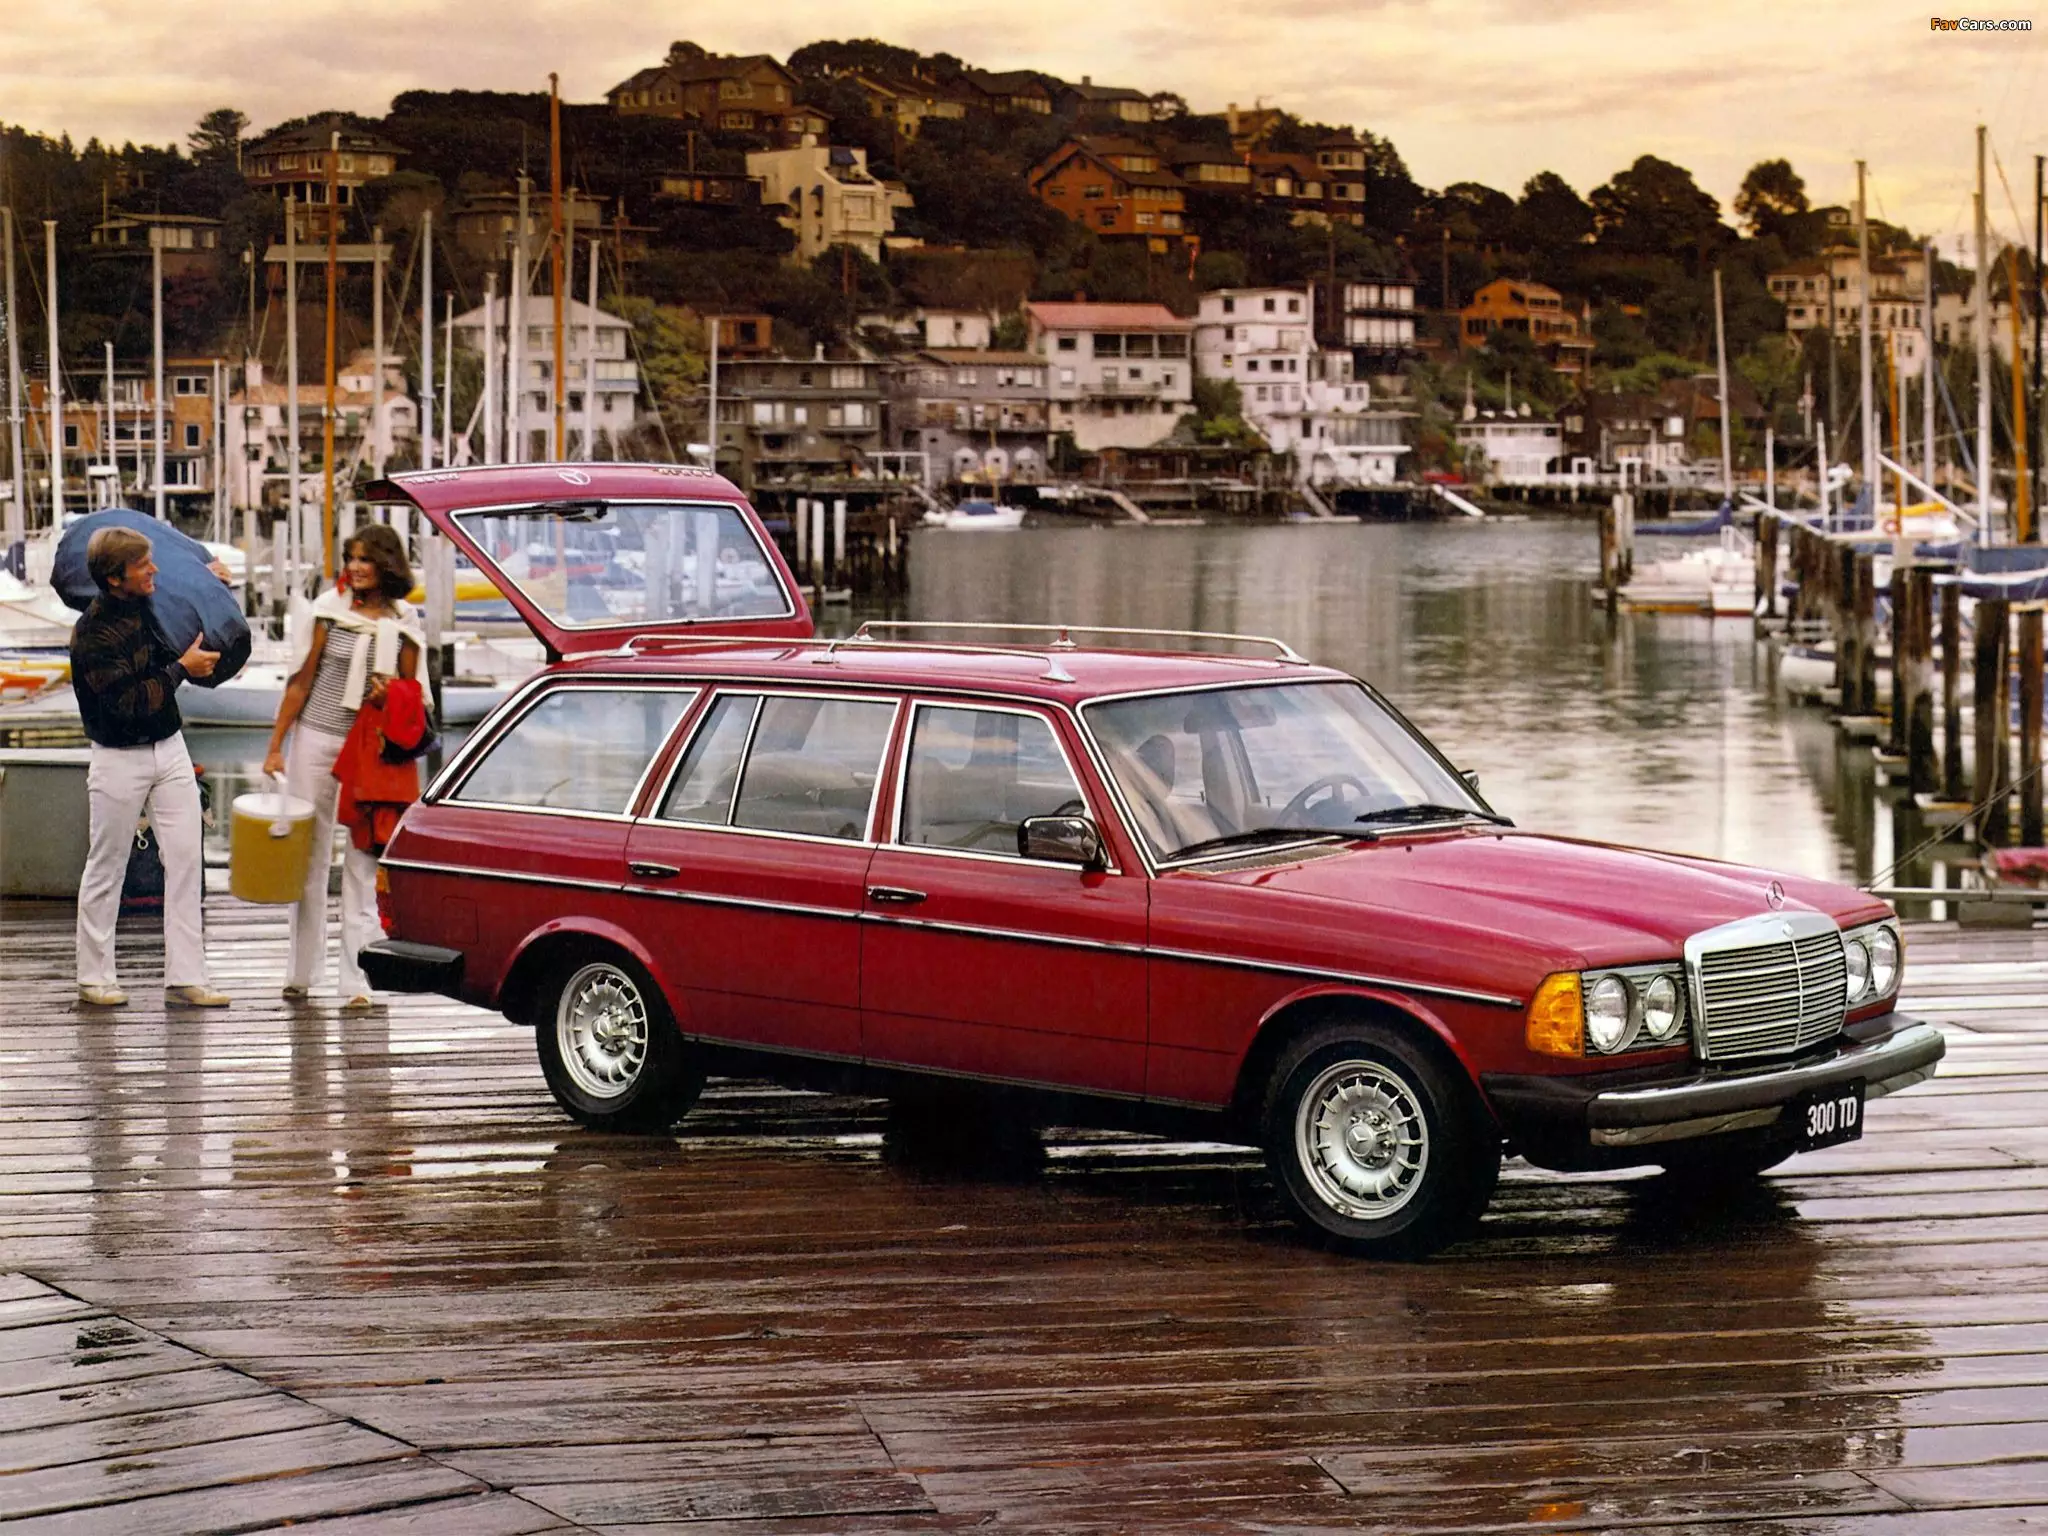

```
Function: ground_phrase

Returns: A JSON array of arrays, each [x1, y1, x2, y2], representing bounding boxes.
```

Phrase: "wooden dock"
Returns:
[[5, 895, 2048, 1532]]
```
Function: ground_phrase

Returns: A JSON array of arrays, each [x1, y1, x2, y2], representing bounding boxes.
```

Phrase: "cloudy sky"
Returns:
[[7, 0, 2043, 249]]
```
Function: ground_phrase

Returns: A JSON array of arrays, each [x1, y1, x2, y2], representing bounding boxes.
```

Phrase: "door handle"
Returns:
[[629, 861, 682, 880], [866, 885, 928, 906]]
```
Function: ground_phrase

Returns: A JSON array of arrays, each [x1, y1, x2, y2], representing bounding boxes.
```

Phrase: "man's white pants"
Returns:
[[284, 725, 376, 999], [77, 734, 209, 989]]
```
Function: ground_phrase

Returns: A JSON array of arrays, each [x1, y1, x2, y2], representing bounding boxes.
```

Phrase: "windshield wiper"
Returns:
[[1168, 826, 1348, 862], [1352, 803, 1512, 830]]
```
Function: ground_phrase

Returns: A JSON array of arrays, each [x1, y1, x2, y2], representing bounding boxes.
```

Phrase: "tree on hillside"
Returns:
[[1734, 159, 1808, 241], [1434, 182, 1516, 249], [1590, 155, 1727, 263], [1356, 129, 1422, 238], [1512, 171, 1593, 258], [188, 108, 247, 166]]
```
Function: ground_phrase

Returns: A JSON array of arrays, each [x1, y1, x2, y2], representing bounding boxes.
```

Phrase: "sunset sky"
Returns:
[[8, 0, 2043, 253]]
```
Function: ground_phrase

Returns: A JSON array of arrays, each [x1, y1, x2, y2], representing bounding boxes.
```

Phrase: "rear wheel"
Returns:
[[1262, 1021, 1499, 1259], [535, 953, 704, 1132]]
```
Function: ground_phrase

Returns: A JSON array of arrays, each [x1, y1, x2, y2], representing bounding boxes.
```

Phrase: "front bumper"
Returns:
[[359, 939, 465, 998], [1481, 1012, 1944, 1165]]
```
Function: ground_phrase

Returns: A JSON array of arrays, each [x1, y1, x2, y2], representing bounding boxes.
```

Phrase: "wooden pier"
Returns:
[[5, 894, 2048, 1531]]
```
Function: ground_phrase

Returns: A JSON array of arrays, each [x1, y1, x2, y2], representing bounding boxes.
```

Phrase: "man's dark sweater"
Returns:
[[71, 594, 187, 747]]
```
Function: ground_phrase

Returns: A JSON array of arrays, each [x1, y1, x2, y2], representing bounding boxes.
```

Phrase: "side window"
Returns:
[[660, 693, 759, 824], [733, 697, 895, 840], [456, 688, 694, 813], [660, 693, 895, 841], [900, 706, 1084, 856]]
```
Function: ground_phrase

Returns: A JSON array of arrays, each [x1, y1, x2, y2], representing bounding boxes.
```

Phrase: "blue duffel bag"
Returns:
[[53, 510, 252, 686]]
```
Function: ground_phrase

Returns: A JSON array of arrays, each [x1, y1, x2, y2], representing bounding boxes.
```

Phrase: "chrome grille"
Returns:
[[1685, 912, 1847, 1061]]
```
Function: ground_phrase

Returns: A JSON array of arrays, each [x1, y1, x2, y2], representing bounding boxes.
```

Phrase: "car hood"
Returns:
[[1181, 828, 1883, 971]]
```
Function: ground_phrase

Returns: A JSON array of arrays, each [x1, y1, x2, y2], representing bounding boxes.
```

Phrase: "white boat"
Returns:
[[179, 630, 543, 728], [0, 572, 78, 650], [923, 500, 1026, 531], [1619, 525, 1756, 617]]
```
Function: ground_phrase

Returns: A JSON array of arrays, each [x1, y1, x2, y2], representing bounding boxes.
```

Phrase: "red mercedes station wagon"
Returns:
[[360, 464, 1944, 1258]]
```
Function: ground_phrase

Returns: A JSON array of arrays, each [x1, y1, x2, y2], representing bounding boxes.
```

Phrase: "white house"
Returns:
[[747, 145, 914, 263], [226, 353, 417, 514], [1193, 288, 1407, 484], [452, 297, 641, 464], [1453, 413, 1564, 486], [1025, 300, 1193, 452]]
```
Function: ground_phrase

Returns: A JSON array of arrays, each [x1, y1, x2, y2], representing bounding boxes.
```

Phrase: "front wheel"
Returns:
[[1261, 1022, 1499, 1259], [535, 953, 704, 1133]]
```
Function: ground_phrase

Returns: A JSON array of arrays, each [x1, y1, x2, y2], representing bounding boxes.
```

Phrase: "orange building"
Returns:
[[1458, 278, 1594, 375], [1026, 137, 1197, 258]]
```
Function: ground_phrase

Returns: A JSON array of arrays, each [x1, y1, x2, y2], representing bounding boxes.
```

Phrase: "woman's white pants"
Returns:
[[284, 726, 377, 999]]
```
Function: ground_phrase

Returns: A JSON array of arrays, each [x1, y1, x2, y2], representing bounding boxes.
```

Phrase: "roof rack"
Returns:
[[610, 622, 1311, 683], [845, 621, 1308, 664]]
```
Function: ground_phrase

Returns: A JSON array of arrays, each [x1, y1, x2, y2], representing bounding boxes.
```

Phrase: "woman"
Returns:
[[263, 524, 422, 1010]]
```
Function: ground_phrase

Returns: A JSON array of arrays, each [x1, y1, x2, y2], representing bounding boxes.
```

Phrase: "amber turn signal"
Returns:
[[1526, 972, 1585, 1057]]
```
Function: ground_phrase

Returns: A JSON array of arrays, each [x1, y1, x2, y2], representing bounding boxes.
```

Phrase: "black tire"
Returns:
[[533, 951, 704, 1133], [1261, 1021, 1500, 1260]]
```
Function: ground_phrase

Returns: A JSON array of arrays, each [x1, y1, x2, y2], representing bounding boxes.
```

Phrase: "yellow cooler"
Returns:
[[230, 786, 317, 904]]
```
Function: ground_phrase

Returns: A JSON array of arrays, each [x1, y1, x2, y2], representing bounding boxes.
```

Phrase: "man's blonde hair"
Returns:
[[86, 527, 154, 592]]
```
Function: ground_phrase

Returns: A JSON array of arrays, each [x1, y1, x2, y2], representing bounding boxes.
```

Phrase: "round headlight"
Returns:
[[1586, 974, 1632, 1053], [1641, 973, 1682, 1042], [1869, 927, 1899, 995], [1844, 937, 1871, 1001]]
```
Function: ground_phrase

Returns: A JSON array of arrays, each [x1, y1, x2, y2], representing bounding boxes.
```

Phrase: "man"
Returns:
[[71, 525, 229, 1008]]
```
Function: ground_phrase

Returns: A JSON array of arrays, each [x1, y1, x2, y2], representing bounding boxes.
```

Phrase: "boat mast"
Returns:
[[2009, 247, 2031, 541], [101, 341, 113, 502], [482, 270, 499, 464], [1976, 125, 1992, 545], [549, 73, 567, 463], [286, 194, 300, 589], [1713, 267, 1733, 502], [2, 206, 23, 556], [152, 226, 165, 519], [321, 128, 339, 581], [1925, 240, 1938, 497], [1857, 160, 1875, 510], [45, 219, 60, 526], [441, 292, 453, 466], [371, 224, 385, 482], [420, 210, 434, 471], [509, 173, 527, 463], [584, 235, 598, 460]]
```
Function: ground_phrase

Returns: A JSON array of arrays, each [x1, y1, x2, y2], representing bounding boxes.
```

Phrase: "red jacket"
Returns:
[[333, 698, 420, 853]]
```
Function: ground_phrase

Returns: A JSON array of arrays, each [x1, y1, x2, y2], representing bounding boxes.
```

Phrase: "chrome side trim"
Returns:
[[626, 884, 862, 924], [1146, 944, 1522, 1009], [860, 910, 1146, 956], [378, 856, 623, 895]]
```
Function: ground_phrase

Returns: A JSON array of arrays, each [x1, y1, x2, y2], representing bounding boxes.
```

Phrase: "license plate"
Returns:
[[1790, 1081, 1866, 1152]]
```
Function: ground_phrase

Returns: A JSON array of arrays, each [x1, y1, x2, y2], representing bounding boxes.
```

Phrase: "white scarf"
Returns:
[[299, 587, 425, 711]]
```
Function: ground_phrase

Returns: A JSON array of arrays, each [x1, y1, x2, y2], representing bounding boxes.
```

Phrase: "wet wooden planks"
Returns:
[[4, 896, 2048, 1530]]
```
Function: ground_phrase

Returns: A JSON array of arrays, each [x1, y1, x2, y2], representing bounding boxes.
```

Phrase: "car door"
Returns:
[[860, 700, 1149, 1098], [625, 688, 898, 1062]]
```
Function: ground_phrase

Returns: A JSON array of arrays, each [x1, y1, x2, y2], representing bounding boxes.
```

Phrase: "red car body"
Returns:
[[360, 465, 1944, 1257]]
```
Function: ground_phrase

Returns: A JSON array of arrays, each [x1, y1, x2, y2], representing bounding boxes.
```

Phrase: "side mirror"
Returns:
[[1459, 768, 1481, 795], [1018, 814, 1107, 871]]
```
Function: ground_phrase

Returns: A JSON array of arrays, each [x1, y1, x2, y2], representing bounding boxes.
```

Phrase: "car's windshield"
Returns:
[[1084, 680, 1487, 862]]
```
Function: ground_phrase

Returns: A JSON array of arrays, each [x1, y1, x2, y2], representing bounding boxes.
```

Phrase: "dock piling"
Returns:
[[2023, 607, 2044, 847], [1943, 580, 1966, 800], [1976, 597, 2012, 845], [1907, 566, 1938, 794]]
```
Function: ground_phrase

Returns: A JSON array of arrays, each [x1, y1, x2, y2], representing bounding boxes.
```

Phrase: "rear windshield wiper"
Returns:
[[1352, 803, 1512, 830], [1168, 827, 1348, 862]]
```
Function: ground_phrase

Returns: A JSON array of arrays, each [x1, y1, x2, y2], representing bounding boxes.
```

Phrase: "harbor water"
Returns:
[[189, 518, 1932, 901]]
